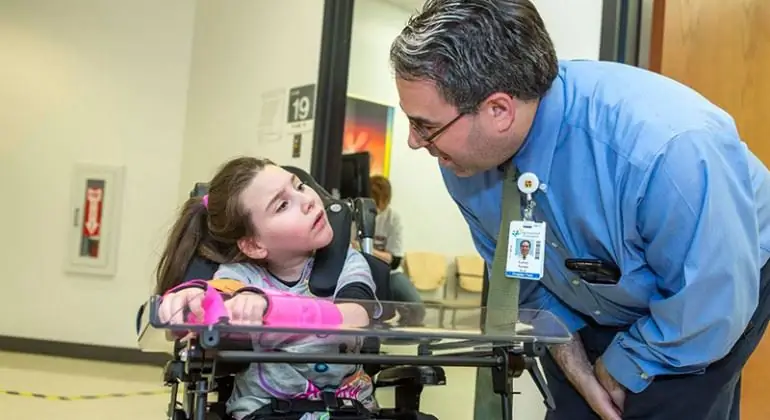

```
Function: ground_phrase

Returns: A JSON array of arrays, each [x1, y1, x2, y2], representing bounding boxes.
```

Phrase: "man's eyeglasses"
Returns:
[[411, 112, 466, 144]]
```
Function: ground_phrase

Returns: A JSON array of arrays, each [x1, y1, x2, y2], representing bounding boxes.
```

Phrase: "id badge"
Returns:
[[505, 220, 546, 280]]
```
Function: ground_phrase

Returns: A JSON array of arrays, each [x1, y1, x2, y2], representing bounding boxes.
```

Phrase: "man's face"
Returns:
[[520, 241, 530, 257], [395, 77, 517, 177]]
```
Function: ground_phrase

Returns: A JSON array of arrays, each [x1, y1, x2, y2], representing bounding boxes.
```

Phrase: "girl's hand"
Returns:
[[225, 292, 268, 324], [159, 287, 204, 324]]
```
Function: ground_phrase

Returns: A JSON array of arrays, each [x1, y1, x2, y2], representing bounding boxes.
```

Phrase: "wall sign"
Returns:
[[286, 84, 316, 124]]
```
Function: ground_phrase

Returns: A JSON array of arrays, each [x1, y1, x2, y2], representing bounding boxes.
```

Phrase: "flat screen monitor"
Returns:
[[339, 152, 371, 199]]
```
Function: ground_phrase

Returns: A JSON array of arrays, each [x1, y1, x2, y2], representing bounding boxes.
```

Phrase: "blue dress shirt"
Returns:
[[442, 60, 770, 393]]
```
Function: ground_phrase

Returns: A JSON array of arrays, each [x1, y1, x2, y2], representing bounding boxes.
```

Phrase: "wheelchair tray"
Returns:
[[138, 295, 571, 358]]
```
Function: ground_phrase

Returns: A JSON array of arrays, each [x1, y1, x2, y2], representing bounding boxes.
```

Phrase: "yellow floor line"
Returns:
[[0, 389, 168, 401]]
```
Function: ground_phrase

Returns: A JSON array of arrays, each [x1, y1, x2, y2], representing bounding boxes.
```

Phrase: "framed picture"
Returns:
[[64, 163, 125, 277], [342, 96, 395, 177]]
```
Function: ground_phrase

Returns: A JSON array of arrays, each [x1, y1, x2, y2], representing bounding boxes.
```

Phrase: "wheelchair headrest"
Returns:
[[282, 165, 339, 206], [182, 165, 352, 297]]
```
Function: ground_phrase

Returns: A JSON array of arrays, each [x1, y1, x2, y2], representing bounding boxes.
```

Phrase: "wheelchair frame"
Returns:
[[160, 323, 553, 420]]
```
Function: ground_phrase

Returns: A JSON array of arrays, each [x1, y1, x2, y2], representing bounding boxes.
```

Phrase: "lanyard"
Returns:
[[485, 163, 522, 330]]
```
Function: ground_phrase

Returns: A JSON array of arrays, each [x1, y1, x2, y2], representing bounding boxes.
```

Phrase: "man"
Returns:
[[519, 239, 530, 260], [389, 1, 770, 419]]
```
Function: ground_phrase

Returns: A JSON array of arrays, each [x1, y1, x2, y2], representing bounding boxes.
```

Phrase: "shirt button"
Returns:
[[593, 310, 602, 316], [551, 242, 559, 248], [640, 373, 649, 380], [571, 279, 581, 286]]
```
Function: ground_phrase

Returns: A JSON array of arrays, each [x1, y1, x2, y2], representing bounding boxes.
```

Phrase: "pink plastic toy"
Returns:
[[187, 285, 228, 325]]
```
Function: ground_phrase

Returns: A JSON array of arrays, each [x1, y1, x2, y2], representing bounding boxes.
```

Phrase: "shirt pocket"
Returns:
[[578, 273, 652, 323]]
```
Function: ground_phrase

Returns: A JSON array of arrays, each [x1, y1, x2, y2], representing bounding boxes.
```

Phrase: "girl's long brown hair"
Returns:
[[154, 157, 274, 294]]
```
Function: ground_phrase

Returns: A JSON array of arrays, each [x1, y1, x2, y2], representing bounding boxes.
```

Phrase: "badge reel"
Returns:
[[505, 172, 547, 281]]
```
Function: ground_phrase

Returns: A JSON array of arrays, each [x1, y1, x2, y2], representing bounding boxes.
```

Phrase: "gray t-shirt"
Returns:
[[216, 248, 379, 419], [374, 207, 404, 272]]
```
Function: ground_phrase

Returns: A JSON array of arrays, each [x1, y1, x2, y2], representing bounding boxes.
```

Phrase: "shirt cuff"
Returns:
[[557, 308, 588, 334], [545, 300, 587, 334], [601, 333, 653, 393]]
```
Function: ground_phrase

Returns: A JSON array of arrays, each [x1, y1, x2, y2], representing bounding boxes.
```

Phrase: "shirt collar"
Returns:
[[510, 68, 566, 187]]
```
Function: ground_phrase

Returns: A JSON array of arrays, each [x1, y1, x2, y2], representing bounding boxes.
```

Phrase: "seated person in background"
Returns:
[[155, 156, 380, 420], [354, 175, 425, 326]]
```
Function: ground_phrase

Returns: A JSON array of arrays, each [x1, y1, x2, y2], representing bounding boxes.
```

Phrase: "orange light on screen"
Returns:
[[342, 97, 394, 177]]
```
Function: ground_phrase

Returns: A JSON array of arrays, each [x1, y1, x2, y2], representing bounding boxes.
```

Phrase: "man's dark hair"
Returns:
[[390, 0, 558, 113]]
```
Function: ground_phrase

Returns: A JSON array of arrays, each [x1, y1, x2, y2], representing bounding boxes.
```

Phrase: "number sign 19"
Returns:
[[287, 84, 316, 124]]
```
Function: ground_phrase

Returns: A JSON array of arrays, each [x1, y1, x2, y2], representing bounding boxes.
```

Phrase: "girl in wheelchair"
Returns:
[[155, 156, 381, 420]]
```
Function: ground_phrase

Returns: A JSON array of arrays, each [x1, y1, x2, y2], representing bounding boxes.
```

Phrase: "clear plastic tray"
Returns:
[[137, 295, 571, 354]]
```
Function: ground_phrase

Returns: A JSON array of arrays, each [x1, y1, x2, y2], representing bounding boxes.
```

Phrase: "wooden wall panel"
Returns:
[[657, 0, 770, 159], [653, 1, 770, 418]]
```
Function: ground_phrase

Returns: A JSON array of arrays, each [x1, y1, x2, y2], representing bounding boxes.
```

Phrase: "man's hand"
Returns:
[[596, 357, 626, 410], [577, 375, 623, 420], [549, 336, 622, 420]]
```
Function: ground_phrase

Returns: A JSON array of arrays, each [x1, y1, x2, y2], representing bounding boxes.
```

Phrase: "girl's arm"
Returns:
[[167, 252, 378, 330], [335, 282, 377, 328], [332, 248, 380, 327]]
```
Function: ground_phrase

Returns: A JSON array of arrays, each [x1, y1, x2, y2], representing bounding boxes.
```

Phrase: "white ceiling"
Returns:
[[380, 0, 425, 12]]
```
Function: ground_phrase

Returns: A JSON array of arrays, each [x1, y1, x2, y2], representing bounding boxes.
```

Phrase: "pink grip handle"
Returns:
[[197, 286, 228, 325], [164, 281, 228, 325]]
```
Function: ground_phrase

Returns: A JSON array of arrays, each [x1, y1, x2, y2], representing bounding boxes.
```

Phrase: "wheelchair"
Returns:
[[136, 166, 567, 420]]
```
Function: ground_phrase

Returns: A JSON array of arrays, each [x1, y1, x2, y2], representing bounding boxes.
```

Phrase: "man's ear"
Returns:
[[481, 92, 516, 133], [237, 237, 268, 260]]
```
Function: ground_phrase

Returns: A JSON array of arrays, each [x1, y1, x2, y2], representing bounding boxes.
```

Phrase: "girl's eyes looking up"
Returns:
[[275, 182, 307, 213]]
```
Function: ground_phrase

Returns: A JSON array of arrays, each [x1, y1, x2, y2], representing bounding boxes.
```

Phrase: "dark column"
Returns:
[[310, 0, 355, 195]]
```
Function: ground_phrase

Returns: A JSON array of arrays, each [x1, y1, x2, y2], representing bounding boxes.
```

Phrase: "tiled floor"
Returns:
[[0, 350, 546, 419]]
